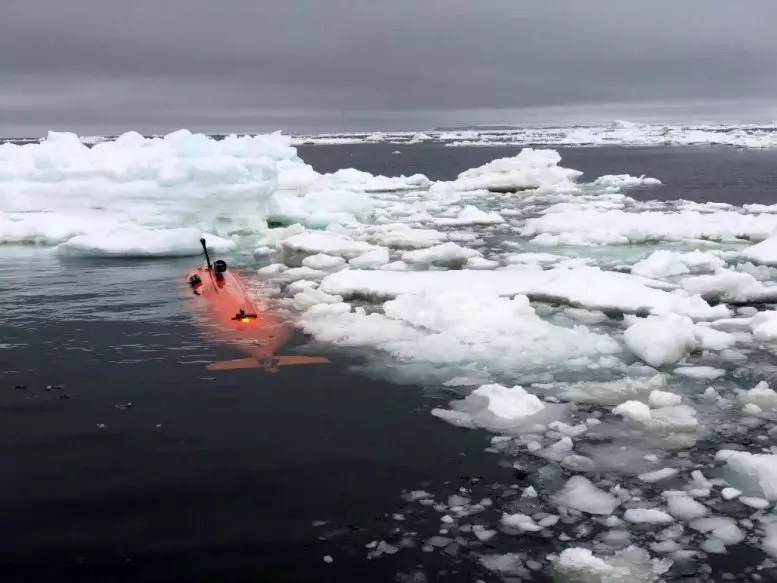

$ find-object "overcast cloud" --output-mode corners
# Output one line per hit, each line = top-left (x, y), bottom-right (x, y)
(2, 0), (777, 136)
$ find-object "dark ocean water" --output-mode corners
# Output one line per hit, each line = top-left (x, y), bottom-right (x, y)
(3, 143), (777, 582)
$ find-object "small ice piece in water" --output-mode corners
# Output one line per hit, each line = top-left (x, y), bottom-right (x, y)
(623, 315), (698, 368)
(552, 545), (672, 582)
(501, 513), (544, 532)
(613, 401), (699, 432)
(431, 383), (552, 432)
(750, 310), (777, 341)
(553, 548), (614, 579)
(630, 250), (725, 279)
(740, 234), (777, 266)
(673, 366), (726, 380)
(613, 401), (653, 425)
(302, 253), (346, 272)
(479, 553), (528, 576)
(552, 476), (620, 515)
(349, 247), (390, 270)
(282, 231), (376, 259)
(666, 494), (709, 521)
(401, 242), (482, 268)
(739, 381), (777, 411)
(701, 538), (727, 554)
(719, 450), (777, 500)
(648, 390), (682, 408)
(739, 496), (770, 509)
(638, 468), (679, 483)
(721, 487), (741, 500)
(623, 508), (675, 524)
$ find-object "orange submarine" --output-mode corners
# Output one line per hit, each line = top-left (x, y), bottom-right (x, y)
(184, 238), (330, 372)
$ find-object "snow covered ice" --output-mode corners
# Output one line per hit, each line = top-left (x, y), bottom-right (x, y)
(7, 127), (777, 581)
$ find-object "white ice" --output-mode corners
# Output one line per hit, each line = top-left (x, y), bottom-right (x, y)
(318, 267), (727, 320)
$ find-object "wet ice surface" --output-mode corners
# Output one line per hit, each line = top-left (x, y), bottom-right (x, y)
(6, 135), (777, 581)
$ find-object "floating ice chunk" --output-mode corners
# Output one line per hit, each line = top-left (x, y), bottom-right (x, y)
(268, 189), (373, 228)
(381, 261), (408, 271)
(762, 521), (777, 557)
(720, 450), (777, 500)
(504, 251), (566, 266)
(613, 401), (653, 425)
(55, 228), (234, 257)
(549, 420), (589, 438)
(559, 374), (667, 406)
(639, 468), (679, 483)
(452, 148), (582, 193)
(455, 384), (545, 421)
(318, 267), (726, 320)
(536, 436), (575, 462)
(739, 381), (777, 410)
(740, 496), (770, 509)
(501, 512), (544, 532)
(614, 401), (698, 432)
(291, 288), (344, 311)
(631, 250), (725, 279)
(682, 270), (777, 303)
(564, 307), (609, 324)
(522, 206), (777, 246)
(740, 234), (777, 266)
(648, 390), (682, 408)
(299, 288), (620, 377)
(286, 279), (318, 294)
(301, 254), (346, 272)
(591, 174), (662, 191)
(552, 545), (672, 583)
(666, 495), (708, 521)
(693, 325), (736, 351)
(348, 247), (390, 270)
(673, 366), (726, 380)
(0, 130), (293, 249)
(276, 266), (327, 282)
(401, 242), (481, 268)
(689, 516), (744, 546)
(552, 476), (619, 515)
(624, 508), (675, 524)
(434, 205), (505, 225)
(562, 455), (597, 472)
(623, 315), (698, 368)
(322, 166), (431, 192)
(750, 311), (777, 341)
(257, 263), (287, 275)
(721, 487), (742, 500)
(281, 231), (375, 259)
(367, 227), (447, 249)
(553, 547), (614, 578)
(465, 256), (500, 270)
(432, 383), (559, 433)
(480, 553), (527, 576)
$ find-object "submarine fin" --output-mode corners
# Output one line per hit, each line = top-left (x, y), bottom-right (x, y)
(206, 358), (261, 371)
(275, 356), (331, 366)
(206, 355), (330, 371)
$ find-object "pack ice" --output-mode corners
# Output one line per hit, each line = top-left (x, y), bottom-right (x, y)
(6, 128), (777, 580)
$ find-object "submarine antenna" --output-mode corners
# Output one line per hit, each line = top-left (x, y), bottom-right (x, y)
(200, 238), (212, 270)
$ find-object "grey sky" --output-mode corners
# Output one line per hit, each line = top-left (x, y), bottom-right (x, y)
(2, 0), (777, 136)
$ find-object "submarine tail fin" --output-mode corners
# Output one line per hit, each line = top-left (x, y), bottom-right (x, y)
(206, 355), (330, 372)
